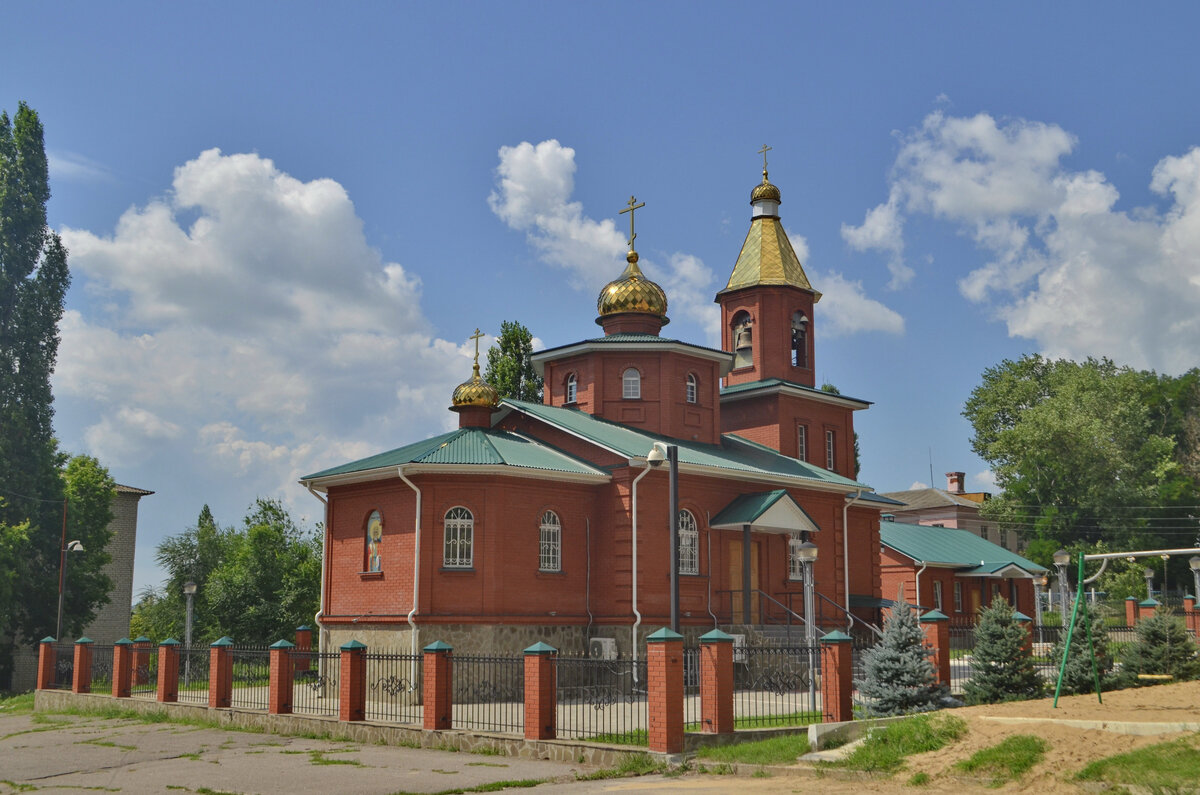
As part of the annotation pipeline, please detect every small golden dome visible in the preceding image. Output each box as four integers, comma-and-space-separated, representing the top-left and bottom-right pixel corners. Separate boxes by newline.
597, 251, 669, 320
451, 363, 499, 409
751, 169, 781, 203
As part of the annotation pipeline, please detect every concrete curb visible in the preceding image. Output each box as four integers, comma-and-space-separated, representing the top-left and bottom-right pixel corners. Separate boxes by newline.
977, 715, 1200, 735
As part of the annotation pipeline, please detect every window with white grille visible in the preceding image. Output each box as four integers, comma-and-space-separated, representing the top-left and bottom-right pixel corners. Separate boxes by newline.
954, 581, 963, 613
539, 510, 561, 572
677, 510, 698, 575
443, 506, 473, 568
622, 368, 640, 399
686, 373, 698, 404
825, 430, 836, 470
797, 425, 807, 462
934, 580, 943, 611
788, 538, 804, 580
565, 373, 577, 404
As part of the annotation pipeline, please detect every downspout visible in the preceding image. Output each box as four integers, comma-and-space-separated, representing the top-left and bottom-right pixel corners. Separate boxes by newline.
705, 510, 718, 629
915, 561, 928, 613
398, 467, 422, 663
585, 517, 594, 641
630, 461, 653, 676
304, 484, 329, 655
842, 489, 864, 619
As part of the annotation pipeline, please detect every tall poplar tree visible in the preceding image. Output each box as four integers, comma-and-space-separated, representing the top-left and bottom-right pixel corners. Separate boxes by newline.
484, 320, 543, 403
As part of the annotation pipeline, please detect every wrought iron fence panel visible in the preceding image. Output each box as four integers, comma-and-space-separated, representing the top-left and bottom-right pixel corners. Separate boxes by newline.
230, 648, 270, 710
851, 640, 876, 712
733, 644, 821, 727
291, 650, 342, 717
450, 654, 524, 734
130, 649, 157, 697
555, 653, 647, 743
947, 626, 975, 695
51, 644, 73, 689
89, 645, 114, 692
363, 652, 421, 724
682, 647, 700, 732
177, 647, 210, 704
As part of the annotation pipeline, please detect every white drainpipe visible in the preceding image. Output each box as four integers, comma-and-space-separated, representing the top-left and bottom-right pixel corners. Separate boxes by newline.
398, 467, 422, 662
630, 461, 653, 675
842, 489, 864, 617
915, 561, 928, 612
304, 484, 329, 654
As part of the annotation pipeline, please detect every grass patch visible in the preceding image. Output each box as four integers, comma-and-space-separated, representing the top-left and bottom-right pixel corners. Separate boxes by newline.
179, 752, 202, 761
695, 734, 810, 766
388, 780, 547, 795
586, 728, 647, 746
79, 737, 138, 751
0, 693, 35, 715
310, 750, 362, 766
469, 745, 505, 756
953, 734, 1046, 787
1076, 735, 1200, 790
0, 781, 37, 792
465, 762, 509, 768
907, 771, 930, 786
576, 753, 666, 780
837, 714, 968, 775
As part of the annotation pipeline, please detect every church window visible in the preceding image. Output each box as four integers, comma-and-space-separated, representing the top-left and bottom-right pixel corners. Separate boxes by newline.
934, 580, 944, 611
677, 510, 698, 575
954, 581, 963, 612
797, 425, 807, 462
791, 311, 808, 368
539, 510, 561, 572
732, 312, 753, 369
825, 430, 836, 470
365, 510, 383, 572
565, 373, 577, 404
686, 373, 698, 404
788, 537, 804, 580
443, 506, 473, 568
622, 368, 641, 399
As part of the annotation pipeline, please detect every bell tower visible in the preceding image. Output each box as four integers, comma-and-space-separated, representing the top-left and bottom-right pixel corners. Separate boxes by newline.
717, 147, 820, 388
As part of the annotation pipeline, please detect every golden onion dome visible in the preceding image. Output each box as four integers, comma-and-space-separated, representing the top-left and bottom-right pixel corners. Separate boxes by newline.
751, 169, 781, 203
451, 363, 499, 409
596, 251, 669, 320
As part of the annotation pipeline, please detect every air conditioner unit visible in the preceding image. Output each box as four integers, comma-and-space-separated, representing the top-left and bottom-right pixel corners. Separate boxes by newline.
589, 638, 618, 660
729, 633, 747, 663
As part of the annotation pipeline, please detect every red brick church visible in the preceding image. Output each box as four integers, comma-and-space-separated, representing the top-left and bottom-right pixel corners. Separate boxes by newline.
301, 162, 896, 656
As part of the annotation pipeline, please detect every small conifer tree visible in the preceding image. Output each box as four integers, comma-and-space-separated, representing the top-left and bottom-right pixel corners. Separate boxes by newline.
1119, 611, 1200, 684
1050, 602, 1113, 695
963, 597, 1043, 704
857, 598, 947, 716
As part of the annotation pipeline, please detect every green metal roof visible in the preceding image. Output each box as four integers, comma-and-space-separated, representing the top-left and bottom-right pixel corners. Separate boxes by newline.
720, 378, 872, 407
709, 490, 820, 533
534, 333, 730, 358
302, 427, 607, 481
879, 520, 1047, 574
501, 398, 872, 490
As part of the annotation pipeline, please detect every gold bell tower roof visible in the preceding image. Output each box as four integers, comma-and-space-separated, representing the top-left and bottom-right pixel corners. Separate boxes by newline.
451, 328, 500, 410
719, 147, 820, 300
596, 196, 669, 331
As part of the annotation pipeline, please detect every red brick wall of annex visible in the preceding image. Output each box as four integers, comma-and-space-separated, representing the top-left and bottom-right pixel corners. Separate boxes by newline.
879, 546, 1036, 620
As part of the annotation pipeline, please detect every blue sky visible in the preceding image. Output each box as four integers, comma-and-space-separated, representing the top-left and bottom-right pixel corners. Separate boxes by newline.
5, 2, 1199, 597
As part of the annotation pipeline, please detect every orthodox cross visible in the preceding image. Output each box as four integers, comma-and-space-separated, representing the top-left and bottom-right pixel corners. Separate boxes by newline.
469, 327, 485, 367
758, 144, 772, 173
619, 195, 645, 251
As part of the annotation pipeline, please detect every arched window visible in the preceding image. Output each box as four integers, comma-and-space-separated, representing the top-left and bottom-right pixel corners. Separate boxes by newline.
365, 510, 383, 572
565, 373, 577, 404
686, 373, 698, 404
732, 312, 753, 369
443, 506, 474, 568
622, 368, 641, 399
539, 510, 561, 572
791, 311, 808, 368
677, 510, 698, 575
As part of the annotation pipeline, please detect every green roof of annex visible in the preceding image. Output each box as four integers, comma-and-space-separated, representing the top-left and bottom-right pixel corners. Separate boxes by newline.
880, 519, 1047, 576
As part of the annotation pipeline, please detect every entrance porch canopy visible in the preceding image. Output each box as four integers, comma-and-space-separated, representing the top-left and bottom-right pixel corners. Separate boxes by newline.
709, 489, 820, 535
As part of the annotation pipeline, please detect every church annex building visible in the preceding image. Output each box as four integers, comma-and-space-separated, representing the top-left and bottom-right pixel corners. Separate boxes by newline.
300, 162, 899, 657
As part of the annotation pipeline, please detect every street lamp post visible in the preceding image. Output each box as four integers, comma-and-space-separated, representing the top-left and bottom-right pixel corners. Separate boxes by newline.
1143, 567, 1155, 601
183, 581, 197, 687
1190, 556, 1200, 600
55, 540, 85, 641
794, 540, 818, 712
646, 442, 680, 634
1053, 549, 1071, 623
1034, 575, 1048, 627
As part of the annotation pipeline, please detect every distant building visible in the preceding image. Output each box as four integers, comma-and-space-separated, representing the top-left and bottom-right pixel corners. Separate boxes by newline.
880, 471, 1021, 551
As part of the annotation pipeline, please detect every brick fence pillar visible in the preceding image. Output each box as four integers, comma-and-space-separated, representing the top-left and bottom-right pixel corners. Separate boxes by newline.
339, 640, 367, 722
646, 627, 684, 755
132, 636, 152, 685
699, 629, 734, 734
156, 639, 180, 702
523, 642, 556, 740
919, 610, 950, 687
294, 625, 312, 674
268, 640, 295, 714
72, 638, 94, 694
820, 630, 853, 723
209, 637, 233, 708
36, 637, 56, 690
1013, 611, 1033, 656
112, 639, 133, 698
423, 641, 453, 731
1184, 595, 1198, 638
1138, 598, 1160, 621
1125, 596, 1138, 626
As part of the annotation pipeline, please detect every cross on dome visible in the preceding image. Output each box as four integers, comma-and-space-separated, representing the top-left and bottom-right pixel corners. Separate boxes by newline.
619, 195, 645, 252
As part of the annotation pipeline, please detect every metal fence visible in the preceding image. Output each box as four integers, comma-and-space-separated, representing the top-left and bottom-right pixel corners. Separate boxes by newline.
89, 644, 114, 693
734, 644, 822, 726
177, 646, 210, 704
363, 652, 421, 724
450, 654, 524, 734
230, 648, 270, 710
131, 648, 157, 697
555, 654, 647, 742
291, 650, 341, 717
48, 644, 73, 690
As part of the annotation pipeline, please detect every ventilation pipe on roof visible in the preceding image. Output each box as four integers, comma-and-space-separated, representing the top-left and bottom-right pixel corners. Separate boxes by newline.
398, 467, 422, 668
630, 459, 654, 679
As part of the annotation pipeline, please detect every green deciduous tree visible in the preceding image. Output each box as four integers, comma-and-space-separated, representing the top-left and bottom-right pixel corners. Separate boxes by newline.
963, 598, 1043, 704
857, 599, 947, 715
484, 320, 543, 403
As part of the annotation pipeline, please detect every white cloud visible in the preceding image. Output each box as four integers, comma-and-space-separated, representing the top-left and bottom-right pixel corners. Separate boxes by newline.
847, 111, 1200, 373
48, 150, 113, 182
909, 480, 929, 490
810, 270, 905, 337
971, 469, 997, 492
56, 149, 469, 503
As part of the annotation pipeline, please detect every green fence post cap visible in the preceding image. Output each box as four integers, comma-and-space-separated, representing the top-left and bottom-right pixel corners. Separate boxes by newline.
821, 630, 853, 643
340, 639, 367, 651
210, 637, 234, 647
270, 639, 295, 649
1012, 611, 1032, 622
524, 641, 557, 655
133, 636, 152, 643
115, 638, 133, 646
919, 610, 948, 622
1126, 596, 1138, 601
75, 636, 93, 644
700, 629, 734, 643
40, 636, 56, 644
646, 627, 683, 643
160, 638, 180, 646
296, 625, 311, 632
1138, 598, 1160, 607
423, 640, 453, 653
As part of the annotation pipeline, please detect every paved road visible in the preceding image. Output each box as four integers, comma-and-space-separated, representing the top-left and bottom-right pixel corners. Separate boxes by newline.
0, 712, 796, 794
